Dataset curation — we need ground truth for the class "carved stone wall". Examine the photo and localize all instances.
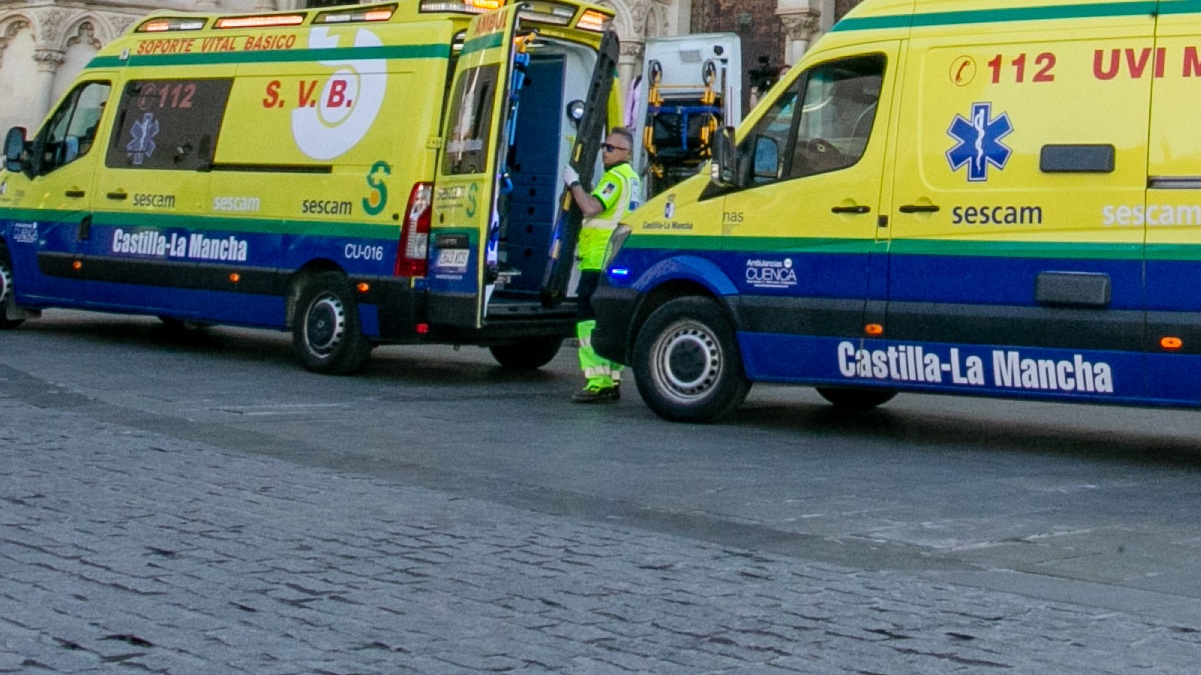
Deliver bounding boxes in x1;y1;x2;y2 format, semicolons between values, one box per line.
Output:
0;0;274;131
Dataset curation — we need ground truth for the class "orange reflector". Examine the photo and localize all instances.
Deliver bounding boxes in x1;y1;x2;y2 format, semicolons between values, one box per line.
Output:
416;323;430;334
356;282;370;293
216;14;305;29
229;273;241;283
865;323;884;336
1161;336;1183;350
72;260;82;270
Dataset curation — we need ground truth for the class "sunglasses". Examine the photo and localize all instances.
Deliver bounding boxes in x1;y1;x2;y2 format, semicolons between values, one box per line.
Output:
602;143;630;153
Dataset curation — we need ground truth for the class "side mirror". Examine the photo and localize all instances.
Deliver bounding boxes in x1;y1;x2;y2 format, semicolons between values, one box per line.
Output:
752;134;781;182
4;126;26;173
710;126;737;187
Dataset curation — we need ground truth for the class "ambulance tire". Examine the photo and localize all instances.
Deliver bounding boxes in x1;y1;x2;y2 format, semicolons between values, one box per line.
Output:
292;272;372;375
489;337;562;370
0;250;24;330
815;387;897;411
634;296;750;423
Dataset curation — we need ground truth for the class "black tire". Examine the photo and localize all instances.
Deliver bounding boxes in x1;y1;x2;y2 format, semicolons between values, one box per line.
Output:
0;252;24;330
291;271;372;374
633;297;750;423
815;387;897;411
489;337;563;370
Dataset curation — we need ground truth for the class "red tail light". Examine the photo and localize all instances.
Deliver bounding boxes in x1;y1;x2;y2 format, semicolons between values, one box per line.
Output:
396;182;432;277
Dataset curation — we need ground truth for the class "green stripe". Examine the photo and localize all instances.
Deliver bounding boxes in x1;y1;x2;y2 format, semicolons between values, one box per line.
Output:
460;32;505;56
2;208;396;240
832;1;1157;33
87;43;449;69
1146;244;1201;260
627;234;1151;260
890;239;1141;259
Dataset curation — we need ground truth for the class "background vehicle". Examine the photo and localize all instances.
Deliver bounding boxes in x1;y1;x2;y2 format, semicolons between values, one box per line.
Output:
0;0;619;374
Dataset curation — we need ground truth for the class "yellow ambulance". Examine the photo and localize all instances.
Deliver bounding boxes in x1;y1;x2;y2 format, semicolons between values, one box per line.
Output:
593;0;1201;422
0;0;619;373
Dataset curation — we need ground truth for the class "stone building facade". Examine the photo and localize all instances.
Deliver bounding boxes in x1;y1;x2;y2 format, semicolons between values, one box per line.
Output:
0;0;860;134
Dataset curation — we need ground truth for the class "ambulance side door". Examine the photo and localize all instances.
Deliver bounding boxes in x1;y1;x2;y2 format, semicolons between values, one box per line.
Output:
1145;8;1201;403
427;5;524;328
7;78;114;302
887;15;1152;399
719;43;899;381
91;78;230;310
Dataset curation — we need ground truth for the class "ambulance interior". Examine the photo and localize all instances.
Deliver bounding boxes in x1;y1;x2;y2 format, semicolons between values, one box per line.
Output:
490;39;597;306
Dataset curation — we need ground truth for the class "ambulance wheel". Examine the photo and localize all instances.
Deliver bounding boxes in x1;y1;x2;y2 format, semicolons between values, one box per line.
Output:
633;297;750;423
815;387;897;411
0;251;24;330
292;272;371;375
489;337;562;370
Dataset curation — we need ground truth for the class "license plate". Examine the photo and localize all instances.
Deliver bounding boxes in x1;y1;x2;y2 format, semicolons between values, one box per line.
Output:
437;248;470;268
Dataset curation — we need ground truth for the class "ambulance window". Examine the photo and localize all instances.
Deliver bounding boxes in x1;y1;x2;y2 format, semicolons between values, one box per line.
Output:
442;65;499;176
34;81;111;176
106;79;233;171
789;55;884;180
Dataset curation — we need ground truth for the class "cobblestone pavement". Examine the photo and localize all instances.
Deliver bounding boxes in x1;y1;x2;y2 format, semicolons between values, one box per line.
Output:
4;397;1201;674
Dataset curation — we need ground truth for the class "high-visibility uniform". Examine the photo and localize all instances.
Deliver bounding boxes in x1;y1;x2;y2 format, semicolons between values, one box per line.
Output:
578;161;641;389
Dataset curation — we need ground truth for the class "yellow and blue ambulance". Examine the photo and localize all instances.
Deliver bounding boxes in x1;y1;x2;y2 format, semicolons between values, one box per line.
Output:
593;0;1201;422
0;0;619;373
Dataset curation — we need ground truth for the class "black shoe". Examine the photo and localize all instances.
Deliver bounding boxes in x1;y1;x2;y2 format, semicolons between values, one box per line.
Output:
572;386;619;404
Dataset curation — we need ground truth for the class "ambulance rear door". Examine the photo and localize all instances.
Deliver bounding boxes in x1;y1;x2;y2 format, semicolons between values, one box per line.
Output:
427;4;526;329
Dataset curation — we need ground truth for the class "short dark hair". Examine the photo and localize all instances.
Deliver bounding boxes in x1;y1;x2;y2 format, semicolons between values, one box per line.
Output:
608;127;634;148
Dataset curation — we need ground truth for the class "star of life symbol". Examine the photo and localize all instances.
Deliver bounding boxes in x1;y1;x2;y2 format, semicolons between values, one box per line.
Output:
946;102;1012;182
127;112;160;166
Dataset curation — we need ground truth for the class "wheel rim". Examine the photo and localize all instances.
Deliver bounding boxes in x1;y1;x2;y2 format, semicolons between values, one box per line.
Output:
304;293;346;356
0;261;12;308
650;319;723;402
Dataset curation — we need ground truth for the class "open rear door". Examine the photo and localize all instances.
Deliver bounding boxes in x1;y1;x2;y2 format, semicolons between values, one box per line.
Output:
540;29;620;307
427;4;526;329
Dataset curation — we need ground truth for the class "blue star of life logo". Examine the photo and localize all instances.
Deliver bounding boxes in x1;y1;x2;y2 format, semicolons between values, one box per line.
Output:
946;102;1013;182
126;112;159;166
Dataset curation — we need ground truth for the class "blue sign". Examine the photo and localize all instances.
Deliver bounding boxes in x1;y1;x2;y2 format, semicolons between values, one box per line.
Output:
946;102;1012;182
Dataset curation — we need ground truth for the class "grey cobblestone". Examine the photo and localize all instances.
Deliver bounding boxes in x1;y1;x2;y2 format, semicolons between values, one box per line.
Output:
4;399;1201;673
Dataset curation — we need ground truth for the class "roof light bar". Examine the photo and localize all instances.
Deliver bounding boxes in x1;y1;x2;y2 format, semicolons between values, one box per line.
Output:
577;9;608;32
215;14;306;29
419;0;486;14
316;4;397;24
137;17;207;32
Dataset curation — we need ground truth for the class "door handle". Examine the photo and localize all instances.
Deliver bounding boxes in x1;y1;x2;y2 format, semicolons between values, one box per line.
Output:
899;204;940;213
65;189;86;199
106;190;128;201
831;205;871;214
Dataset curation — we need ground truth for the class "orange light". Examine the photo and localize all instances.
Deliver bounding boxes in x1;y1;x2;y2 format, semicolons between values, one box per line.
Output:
577;9;609;31
72;260;83;270
215;14;305;29
1161;336;1183;350
467;0;502;9
356;282;370;293
229;273;241;283
141;20;172;32
864;323;884;336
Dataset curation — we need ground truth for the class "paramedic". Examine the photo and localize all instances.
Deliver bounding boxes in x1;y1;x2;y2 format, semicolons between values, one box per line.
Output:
561;127;641;403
